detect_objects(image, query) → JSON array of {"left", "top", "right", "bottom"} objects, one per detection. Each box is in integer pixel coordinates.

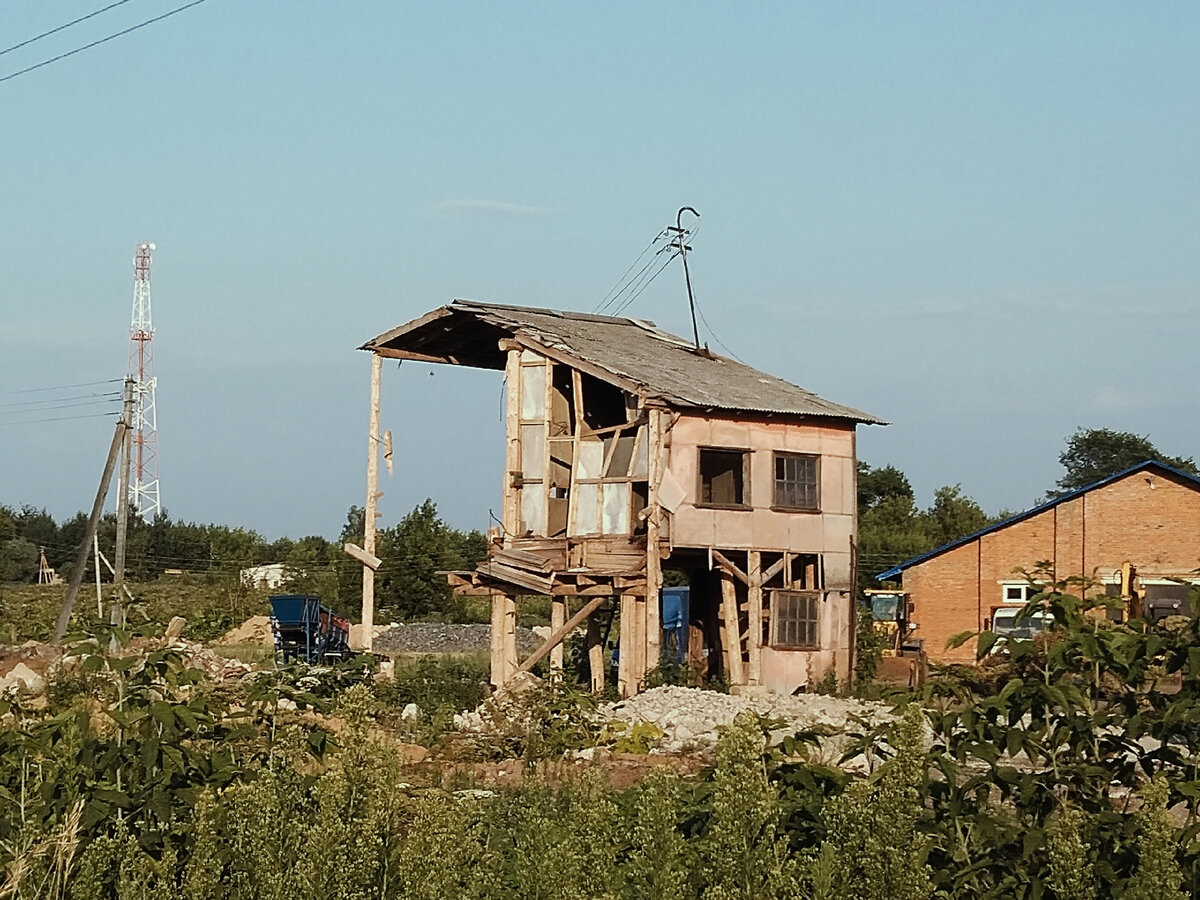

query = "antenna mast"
[{"left": 127, "top": 242, "right": 160, "bottom": 522}]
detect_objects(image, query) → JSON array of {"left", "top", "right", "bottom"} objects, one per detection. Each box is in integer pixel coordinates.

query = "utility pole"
[
  {"left": 667, "top": 207, "right": 700, "bottom": 349},
  {"left": 112, "top": 378, "right": 134, "bottom": 627},
  {"left": 52, "top": 417, "right": 128, "bottom": 644}
]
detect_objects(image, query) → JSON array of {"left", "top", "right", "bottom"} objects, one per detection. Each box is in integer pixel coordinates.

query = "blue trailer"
[{"left": 269, "top": 595, "right": 351, "bottom": 664}]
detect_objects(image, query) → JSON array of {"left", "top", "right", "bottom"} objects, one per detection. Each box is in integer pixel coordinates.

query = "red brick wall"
[{"left": 904, "top": 470, "right": 1200, "bottom": 663}]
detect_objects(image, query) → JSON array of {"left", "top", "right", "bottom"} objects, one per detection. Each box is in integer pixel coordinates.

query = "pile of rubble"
[
  {"left": 373, "top": 623, "right": 541, "bottom": 655},
  {"left": 604, "top": 685, "right": 893, "bottom": 754}
]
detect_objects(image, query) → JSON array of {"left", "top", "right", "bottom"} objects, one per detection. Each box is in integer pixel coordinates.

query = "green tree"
[
  {"left": 1054, "top": 427, "right": 1197, "bottom": 495},
  {"left": 922, "top": 484, "right": 991, "bottom": 547}
]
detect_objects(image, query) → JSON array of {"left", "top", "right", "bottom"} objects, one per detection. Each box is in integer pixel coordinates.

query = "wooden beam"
[
  {"left": 357, "top": 351, "right": 383, "bottom": 653},
  {"left": 490, "top": 592, "right": 505, "bottom": 688},
  {"left": 644, "top": 408, "right": 664, "bottom": 672},
  {"left": 719, "top": 570, "right": 746, "bottom": 686},
  {"left": 550, "top": 597, "right": 566, "bottom": 678},
  {"left": 587, "top": 612, "right": 605, "bottom": 693},
  {"left": 711, "top": 549, "right": 749, "bottom": 587},
  {"left": 515, "top": 595, "right": 607, "bottom": 675},
  {"left": 747, "top": 550, "right": 763, "bottom": 685},
  {"left": 762, "top": 556, "right": 786, "bottom": 585},
  {"left": 477, "top": 561, "right": 554, "bottom": 594},
  {"left": 504, "top": 595, "right": 518, "bottom": 682},
  {"left": 503, "top": 347, "right": 521, "bottom": 543},
  {"left": 617, "top": 593, "right": 635, "bottom": 697},
  {"left": 343, "top": 542, "right": 381, "bottom": 571}
]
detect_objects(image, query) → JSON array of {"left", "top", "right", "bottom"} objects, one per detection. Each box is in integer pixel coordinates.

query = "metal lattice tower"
[{"left": 127, "top": 242, "right": 160, "bottom": 522}]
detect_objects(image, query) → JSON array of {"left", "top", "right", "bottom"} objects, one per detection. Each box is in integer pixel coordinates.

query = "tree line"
[{"left": 2, "top": 427, "right": 1193, "bottom": 614}]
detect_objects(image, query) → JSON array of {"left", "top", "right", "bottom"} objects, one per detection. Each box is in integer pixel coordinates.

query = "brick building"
[{"left": 877, "top": 462, "right": 1200, "bottom": 663}]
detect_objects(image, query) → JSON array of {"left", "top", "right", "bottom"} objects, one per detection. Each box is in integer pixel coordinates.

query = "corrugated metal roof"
[
  {"left": 875, "top": 461, "right": 1200, "bottom": 580},
  {"left": 362, "top": 300, "right": 885, "bottom": 424}
]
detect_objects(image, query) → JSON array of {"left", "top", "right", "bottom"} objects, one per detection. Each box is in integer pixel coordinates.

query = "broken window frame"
[
  {"left": 770, "top": 590, "right": 820, "bottom": 649},
  {"left": 697, "top": 447, "right": 751, "bottom": 509},
  {"left": 773, "top": 451, "right": 820, "bottom": 512}
]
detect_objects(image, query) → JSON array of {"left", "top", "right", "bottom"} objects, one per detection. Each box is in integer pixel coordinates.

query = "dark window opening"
[
  {"left": 774, "top": 453, "right": 819, "bottom": 511},
  {"left": 699, "top": 449, "right": 747, "bottom": 506}
]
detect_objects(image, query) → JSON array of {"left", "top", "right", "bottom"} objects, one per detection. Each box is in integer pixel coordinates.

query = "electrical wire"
[
  {"left": 600, "top": 246, "right": 674, "bottom": 317},
  {"left": 594, "top": 229, "right": 668, "bottom": 314},
  {"left": 0, "top": 378, "right": 122, "bottom": 396},
  {"left": 0, "top": 0, "right": 135, "bottom": 57},
  {"left": 0, "top": 0, "right": 209, "bottom": 85},
  {"left": 612, "top": 250, "right": 679, "bottom": 317},
  {"left": 0, "top": 390, "right": 121, "bottom": 410},
  {"left": 0, "top": 409, "right": 119, "bottom": 425}
]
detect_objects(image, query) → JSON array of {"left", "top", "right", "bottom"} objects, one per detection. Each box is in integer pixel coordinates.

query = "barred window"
[
  {"left": 772, "top": 591, "right": 819, "bottom": 649},
  {"left": 774, "top": 453, "right": 819, "bottom": 511}
]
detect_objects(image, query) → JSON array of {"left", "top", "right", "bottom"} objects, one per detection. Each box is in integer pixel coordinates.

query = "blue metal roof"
[{"left": 875, "top": 461, "right": 1200, "bottom": 581}]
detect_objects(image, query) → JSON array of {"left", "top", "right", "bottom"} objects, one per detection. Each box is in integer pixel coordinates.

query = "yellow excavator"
[{"left": 863, "top": 589, "right": 926, "bottom": 685}]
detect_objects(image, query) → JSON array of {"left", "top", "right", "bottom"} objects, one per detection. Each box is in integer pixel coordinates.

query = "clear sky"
[{"left": 2, "top": 2, "right": 1197, "bottom": 539}]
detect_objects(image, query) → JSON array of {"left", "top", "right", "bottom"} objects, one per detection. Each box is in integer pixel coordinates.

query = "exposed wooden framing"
[
  {"left": 587, "top": 612, "right": 605, "bottom": 692},
  {"left": 476, "top": 561, "right": 554, "bottom": 594},
  {"left": 503, "top": 594, "right": 518, "bottom": 682},
  {"left": 503, "top": 347, "right": 521, "bottom": 543},
  {"left": 550, "top": 597, "right": 566, "bottom": 677},
  {"left": 719, "top": 570, "right": 746, "bottom": 686},
  {"left": 543, "top": 358, "right": 554, "bottom": 534},
  {"left": 747, "top": 550, "right": 763, "bottom": 685},
  {"left": 515, "top": 595, "right": 608, "bottom": 676},
  {"left": 644, "top": 408, "right": 664, "bottom": 671},
  {"left": 580, "top": 415, "right": 649, "bottom": 439},
  {"left": 370, "top": 349, "right": 459, "bottom": 365},
  {"left": 617, "top": 593, "right": 635, "bottom": 697},
  {"left": 490, "top": 591, "right": 505, "bottom": 687},
  {"left": 762, "top": 556, "right": 786, "bottom": 585},
  {"left": 492, "top": 547, "right": 553, "bottom": 572},
  {"left": 783, "top": 551, "right": 793, "bottom": 589},
  {"left": 513, "top": 335, "right": 645, "bottom": 399},
  {"left": 711, "top": 549, "right": 749, "bottom": 587}
]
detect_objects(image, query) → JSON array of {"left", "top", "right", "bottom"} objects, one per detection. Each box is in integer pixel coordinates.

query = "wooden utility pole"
[
  {"left": 52, "top": 418, "right": 127, "bottom": 644},
  {"left": 359, "top": 351, "right": 382, "bottom": 652},
  {"left": 112, "top": 378, "right": 133, "bottom": 627}
]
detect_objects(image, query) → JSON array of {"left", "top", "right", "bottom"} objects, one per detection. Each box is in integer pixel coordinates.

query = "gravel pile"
[
  {"left": 604, "top": 685, "right": 894, "bottom": 754},
  {"left": 373, "top": 623, "right": 542, "bottom": 655}
]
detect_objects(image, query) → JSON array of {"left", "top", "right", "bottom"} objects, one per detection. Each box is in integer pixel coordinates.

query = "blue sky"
[{"left": 1, "top": 2, "right": 1197, "bottom": 539}]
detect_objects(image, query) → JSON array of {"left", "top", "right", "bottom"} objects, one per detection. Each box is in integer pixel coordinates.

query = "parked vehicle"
[{"left": 268, "top": 595, "right": 350, "bottom": 664}]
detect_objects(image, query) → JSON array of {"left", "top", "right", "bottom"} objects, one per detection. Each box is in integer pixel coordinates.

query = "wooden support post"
[
  {"left": 644, "top": 409, "right": 663, "bottom": 672},
  {"left": 490, "top": 591, "right": 505, "bottom": 688},
  {"left": 719, "top": 569, "right": 746, "bottom": 686},
  {"left": 550, "top": 597, "right": 566, "bottom": 679},
  {"left": 502, "top": 345, "right": 521, "bottom": 543},
  {"left": 504, "top": 594, "right": 518, "bottom": 681},
  {"left": 52, "top": 418, "right": 126, "bottom": 644},
  {"left": 587, "top": 611, "right": 605, "bottom": 693},
  {"left": 618, "top": 593, "right": 635, "bottom": 698},
  {"left": 748, "top": 550, "right": 763, "bottom": 685}
]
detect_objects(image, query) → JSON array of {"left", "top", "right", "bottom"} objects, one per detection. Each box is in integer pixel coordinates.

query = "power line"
[
  {"left": 0, "top": 0, "right": 209, "bottom": 85},
  {"left": 612, "top": 250, "right": 680, "bottom": 317},
  {"left": 0, "top": 390, "right": 122, "bottom": 410},
  {"left": 594, "top": 230, "right": 668, "bottom": 314},
  {"left": 601, "top": 246, "right": 674, "bottom": 317},
  {"left": 0, "top": 378, "right": 122, "bottom": 396},
  {"left": 0, "top": 410, "right": 119, "bottom": 425},
  {"left": 0, "top": 0, "right": 135, "bottom": 57}
]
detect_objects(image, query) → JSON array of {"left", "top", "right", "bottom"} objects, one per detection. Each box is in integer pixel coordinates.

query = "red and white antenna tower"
[{"left": 127, "top": 242, "right": 160, "bottom": 522}]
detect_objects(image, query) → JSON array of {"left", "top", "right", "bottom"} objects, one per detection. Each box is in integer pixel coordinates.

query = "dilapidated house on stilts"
[{"left": 360, "top": 301, "right": 883, "bottom": 697}]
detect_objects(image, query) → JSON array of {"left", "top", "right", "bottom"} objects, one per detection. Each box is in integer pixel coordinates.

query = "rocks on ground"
[{"left": 373, "top": 622, "right": 541, "bottom": 655}]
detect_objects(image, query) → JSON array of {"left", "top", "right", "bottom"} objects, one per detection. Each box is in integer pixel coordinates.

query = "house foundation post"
[
  {"left": 550, "top": 597, "right": 566, "bottom": 680},
  {"left": 587, "top": 610, "right": 605, "bottom": 693},
  {"left": 747, "top": 550, "right": 763, "bottom": 685},
  {"left": 719, "top": 569, "right": 746, "bottom": 686}
]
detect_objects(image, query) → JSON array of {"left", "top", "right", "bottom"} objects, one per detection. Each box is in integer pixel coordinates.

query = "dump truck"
[{"left": 268, "top": 594, "right": 351, "bottom": 664}]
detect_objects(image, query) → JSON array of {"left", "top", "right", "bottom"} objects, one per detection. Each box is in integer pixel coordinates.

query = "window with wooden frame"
[
  {"left": 773, "top": 452, "right": 819, "bottom": 511},
  {"left": 771, "top": 591, "right": 820, "bottom": 649},
  {"left": 698, "top": 448, "right": 749, "bottom": 508}
]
